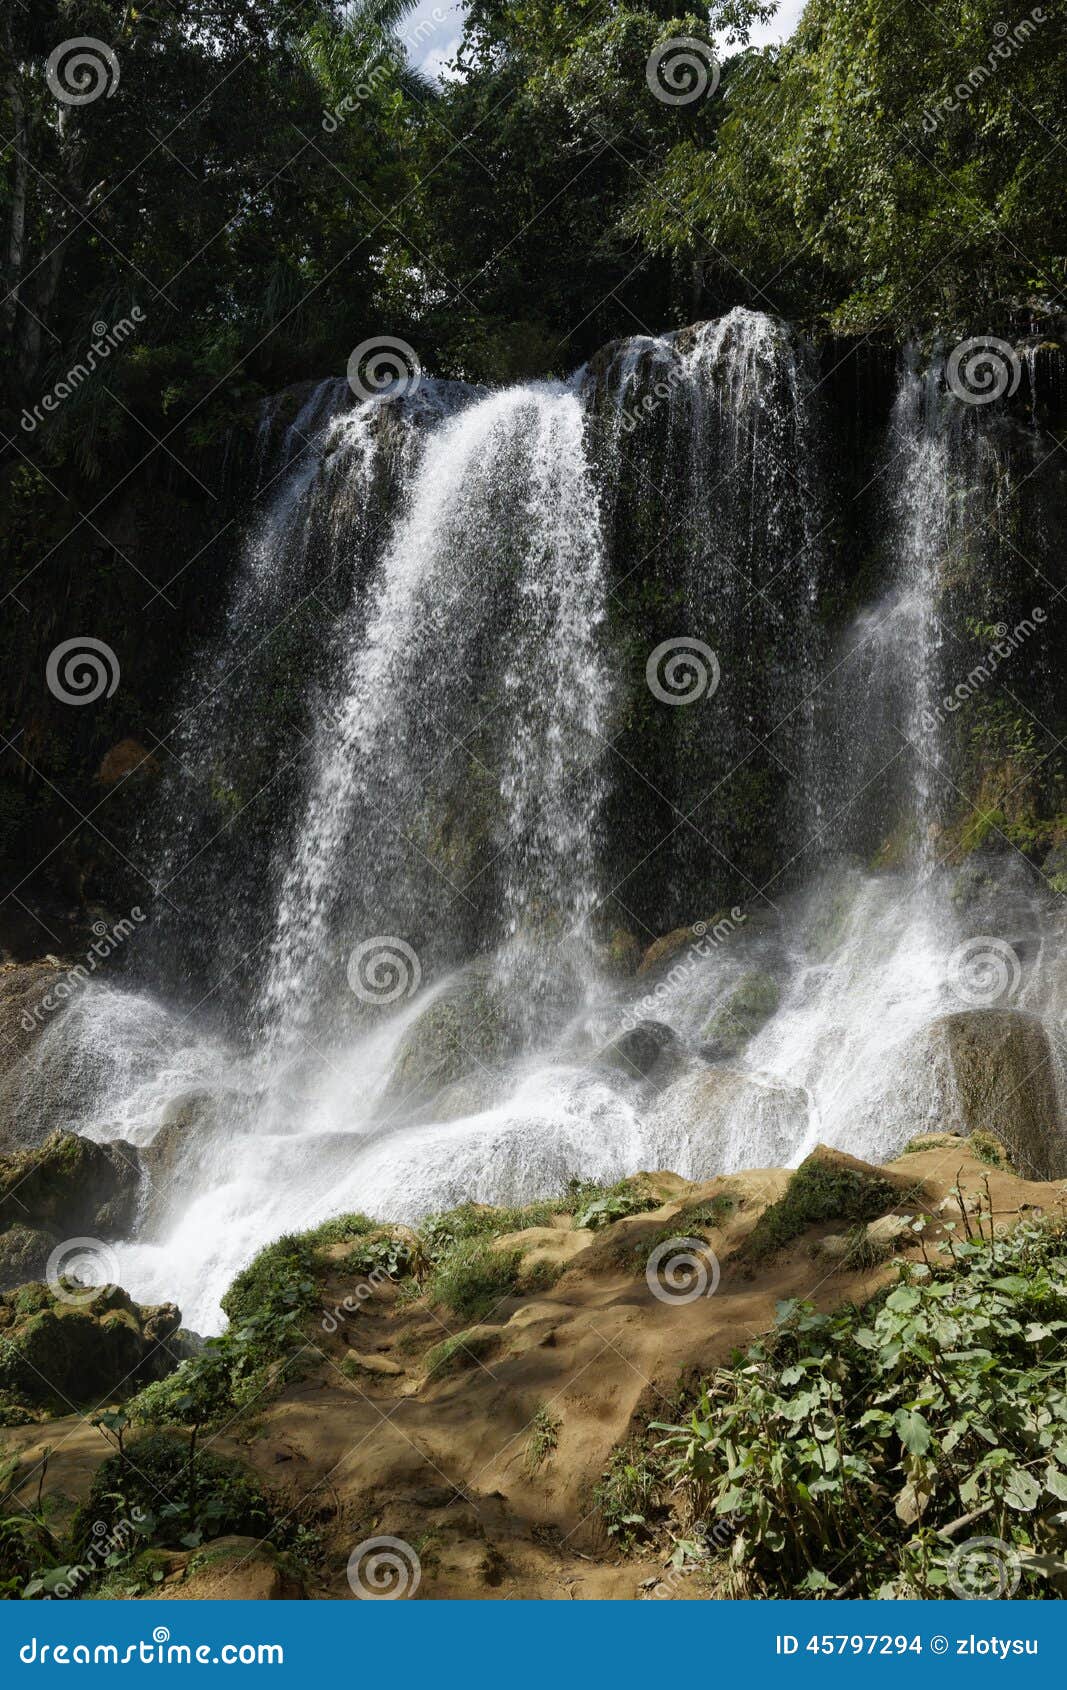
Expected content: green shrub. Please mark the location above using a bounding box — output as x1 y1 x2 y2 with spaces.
592 1442 663 1549
219 1234 321 1328
426 1240 526 1321
742 1156 898 1262
337 1231 414 1280
523 1405 561 1473
565 1176 658 1231
302 1213 377 1247
70 1432 280 1558
653 1217 1067 1597
420 1199 557 1256
424 1329 498 1378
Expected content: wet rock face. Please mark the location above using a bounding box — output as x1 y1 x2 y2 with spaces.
701 970 781 1061
0 962 75 1146
932 1008 1066 1180
0 1132 142 1286
651 1065 810 1177
593 1020 680 1082
382 970 521 1115
0 1281 180 1413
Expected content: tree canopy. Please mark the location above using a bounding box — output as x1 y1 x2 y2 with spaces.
1 0 1064 470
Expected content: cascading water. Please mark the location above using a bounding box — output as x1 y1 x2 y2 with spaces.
258 380 612 1060
10 318 1064 1330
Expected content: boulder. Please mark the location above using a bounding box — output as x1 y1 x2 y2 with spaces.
0 1225 56 1289
96 738 160 785
701 970 780 1060
0 961 74 1130
0 1281 180 1410
152 1538 305 1601
951 851 1012 910
636 925 697 979
593 1020 679 1082
932 1009 1065 1180
141 1090 220 1189
0 1130 142 1239
602 928 643 978
342 1349 404 1377
801 863 863 960
383 970 520 1114
865 1214 913 1247
651 1066 809 1176
428 1072 504 1123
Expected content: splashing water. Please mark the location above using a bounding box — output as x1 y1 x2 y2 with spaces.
10 320 1062 1331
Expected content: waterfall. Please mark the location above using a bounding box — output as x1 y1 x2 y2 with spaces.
257 380 613 1058
591 307 827 919
9 318 1062 1331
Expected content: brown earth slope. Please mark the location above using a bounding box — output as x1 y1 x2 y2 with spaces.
4 1137 1064 1600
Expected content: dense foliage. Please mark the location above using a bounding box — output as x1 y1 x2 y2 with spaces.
625 1218 1067 1597
11 0 1056 439
2 0 1064 878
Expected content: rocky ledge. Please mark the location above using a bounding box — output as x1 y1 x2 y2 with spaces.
1 1135 1064 1600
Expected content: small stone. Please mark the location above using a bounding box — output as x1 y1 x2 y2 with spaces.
865 1214 912 1246
343 1349 403 1376
814 1233 850 1260
937 1192 980 1217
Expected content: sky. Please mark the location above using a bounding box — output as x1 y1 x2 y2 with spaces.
404 0 809 81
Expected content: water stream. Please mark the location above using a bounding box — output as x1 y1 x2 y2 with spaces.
10 312 1063 1330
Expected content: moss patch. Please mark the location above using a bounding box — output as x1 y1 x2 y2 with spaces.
741 1152 899 1263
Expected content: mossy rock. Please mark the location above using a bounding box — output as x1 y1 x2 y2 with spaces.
932 1009 1065 1180
742 1148 900 1263
601 928 643 977
593 1020 679 1081
1039 840 1067 895
951 851 1007 909
636 925 699 980
701 971 780 1060
802 864 863 959
0 963 79 1110
0 1130 141 1237
0 1224 57 1289
382 968 520 1111
0 1282 180 1410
